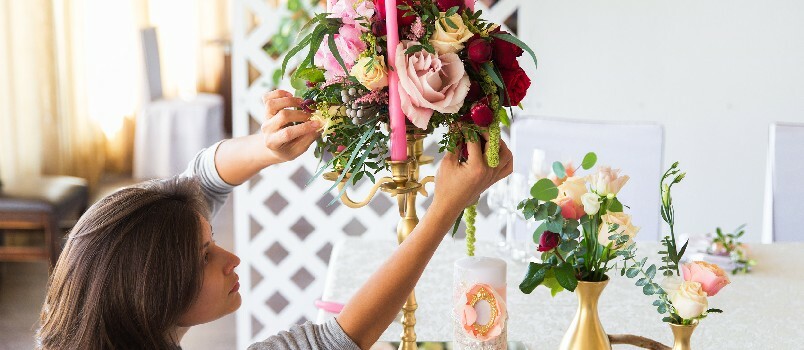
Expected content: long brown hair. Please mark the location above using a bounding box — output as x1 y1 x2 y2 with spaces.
37 177 210 349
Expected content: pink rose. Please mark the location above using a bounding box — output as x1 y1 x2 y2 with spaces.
682 261 731 296
329 0 374 29
556 196 584 220
395 41 470 129
315 25 366 79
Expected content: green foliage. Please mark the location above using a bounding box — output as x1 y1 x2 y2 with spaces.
529 178 559 201
711 224 756 274
552 161 566 179
581 152 597 170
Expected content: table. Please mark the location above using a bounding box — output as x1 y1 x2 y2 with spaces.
319 238 804 349
133 93 225 179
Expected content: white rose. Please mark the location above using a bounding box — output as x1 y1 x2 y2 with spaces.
349 56 388 90
598 212 640 250
581 192 600 215
588 166 630 196
429 12 473 55
670 281 709 320
660 276 684 300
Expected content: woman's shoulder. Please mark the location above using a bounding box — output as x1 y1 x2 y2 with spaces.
248 318 360 350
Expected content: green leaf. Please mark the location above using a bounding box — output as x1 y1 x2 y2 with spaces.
646 265 657 279
545 219 564 233
643 283 660 295
532 222 548 242
678 240 689 261
295 67 326 83
405 45 424 55
554 263 578 292
635 278 648 286
626 267 640 278
542 269 565 297
530 178 559 201
327 34 349 75
552 161 566 179
445 6 459 17
444 17 459 29
519 263 548 294
490 32 538 68
545 201 561 217
608 197 624 212
581 152 597 170
482 62 504 89
657 303 667 314
451 209 464 237
534 204 549 220
281 30 315 75
559 240 578 252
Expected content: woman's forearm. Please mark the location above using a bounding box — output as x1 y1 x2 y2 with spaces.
336 200 461 349
213 135 280 186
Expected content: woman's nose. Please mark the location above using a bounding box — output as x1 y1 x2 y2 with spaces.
224 249 241 275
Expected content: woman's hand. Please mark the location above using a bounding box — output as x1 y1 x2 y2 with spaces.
260 90 321 164
431 136 513 217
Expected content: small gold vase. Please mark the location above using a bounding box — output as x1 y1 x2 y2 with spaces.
559 278 611 350
669 323 697 350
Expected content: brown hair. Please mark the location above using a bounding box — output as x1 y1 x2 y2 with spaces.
37 177 210 349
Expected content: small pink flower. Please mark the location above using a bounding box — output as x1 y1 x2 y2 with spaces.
328 0 374 29
395 41 470 129
315 25 366 79
682 261 731 296
458 284 506 341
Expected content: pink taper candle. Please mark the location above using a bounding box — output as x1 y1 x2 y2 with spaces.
385 0 407 161
465 0 474 11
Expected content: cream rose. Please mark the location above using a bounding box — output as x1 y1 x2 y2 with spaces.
581 192 600 215
350 56 388 90
557 176 587 205
598 212 640 250
429 12 473 55
670 281 709 319
309 105 344 141
589 166 630 197
395 41 470 129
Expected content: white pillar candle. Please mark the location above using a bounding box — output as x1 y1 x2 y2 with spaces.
454 256 508 349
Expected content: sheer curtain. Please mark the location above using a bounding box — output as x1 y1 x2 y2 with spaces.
0 0 230 188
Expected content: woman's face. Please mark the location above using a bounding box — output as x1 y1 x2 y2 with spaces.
177 216 241 326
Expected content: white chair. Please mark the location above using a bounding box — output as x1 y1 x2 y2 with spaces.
510 116 665 241
762 123 804 243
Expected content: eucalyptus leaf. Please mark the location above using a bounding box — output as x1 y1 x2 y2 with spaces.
581 152 597 170
530 178 559 201
519 263 548 294
552 161 566 179
646 265 657 279
626 267 640 278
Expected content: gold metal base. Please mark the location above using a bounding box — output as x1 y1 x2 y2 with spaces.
559 279 612 350
669 323 697 350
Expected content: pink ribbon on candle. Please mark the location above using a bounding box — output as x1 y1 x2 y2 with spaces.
385 0 407 161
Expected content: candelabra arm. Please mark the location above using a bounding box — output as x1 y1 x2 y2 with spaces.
335 177 393 208
417 176 435 197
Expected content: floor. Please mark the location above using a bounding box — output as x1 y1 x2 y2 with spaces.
0 177 236 349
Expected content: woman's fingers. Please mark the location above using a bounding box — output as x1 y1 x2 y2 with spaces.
262 90 293 106
267 110 313 130
266 96 303 117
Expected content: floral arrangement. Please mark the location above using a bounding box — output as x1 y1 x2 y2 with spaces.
708 225 756 274
517 152 641 295
280 0 536 199
622 162 729 325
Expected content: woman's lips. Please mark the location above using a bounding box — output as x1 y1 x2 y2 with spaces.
230 276 240 294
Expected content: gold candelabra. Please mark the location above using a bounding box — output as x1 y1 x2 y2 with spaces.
323 132 434 350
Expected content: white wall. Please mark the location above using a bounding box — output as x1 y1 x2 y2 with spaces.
516 0 804 242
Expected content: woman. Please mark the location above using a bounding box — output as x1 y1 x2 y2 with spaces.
37 90 513 349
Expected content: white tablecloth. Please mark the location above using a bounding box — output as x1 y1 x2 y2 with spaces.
134 93 225 179
319 238 804 349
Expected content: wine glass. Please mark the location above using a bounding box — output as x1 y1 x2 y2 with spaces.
485 178 509 253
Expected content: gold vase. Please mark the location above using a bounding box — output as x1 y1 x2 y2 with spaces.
669 323 697 350
558 278 611 350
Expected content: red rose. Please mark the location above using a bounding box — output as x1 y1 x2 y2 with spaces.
537 231 560 252
465 80 483 103
467 38 492 65
469 102 493 127
500 62 530 107
436 0 464 12
375 0 417 27
492 33 524 70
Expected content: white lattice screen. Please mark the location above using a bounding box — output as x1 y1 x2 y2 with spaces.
231 1 526 348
